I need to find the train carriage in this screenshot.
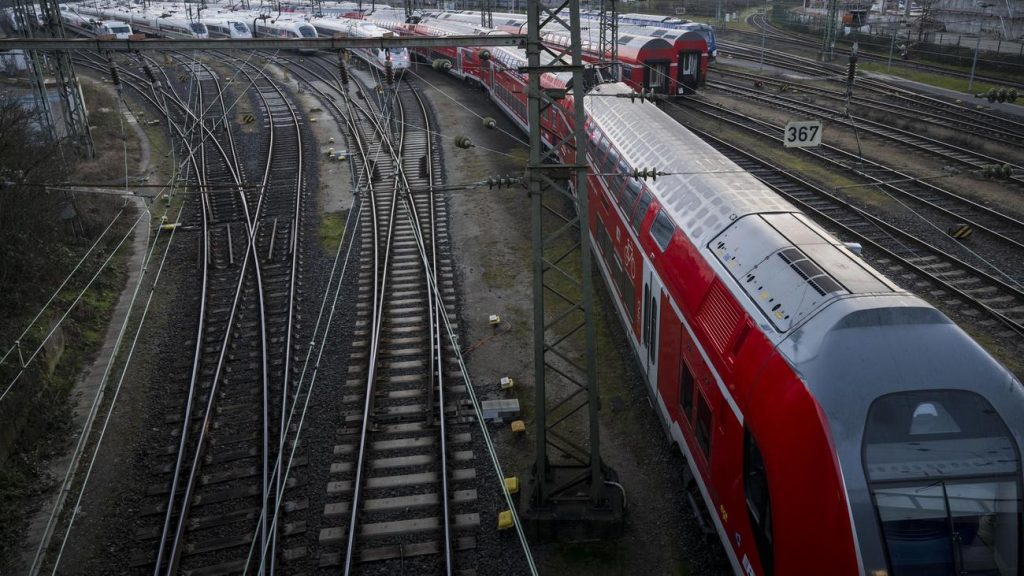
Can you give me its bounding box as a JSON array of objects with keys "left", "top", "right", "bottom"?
[
  {"left": 417, "top": 10, "right": 706, "bottom": 95},
  {"left": 581, "top": 82, "right": 1023, "bottom": 576},
  {"left": 420, "top": 27, "right": 1023, "bottom": 571},
  {"left": 201, "top": 15, "right": 252, "bottom": 39},
  {"left": 310, "top": 17, "right": 410, "bottom": 78}
]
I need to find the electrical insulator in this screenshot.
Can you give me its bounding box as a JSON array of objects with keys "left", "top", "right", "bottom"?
[
  {"left": 845, "top": 42, "right": 858, "bottom": 99},
  {"left": 338, "top": 51, "right": 349, "bottom": 85},
  {"left": 478, "top": 49, "right": 491, "bottom": 61},
  {"left": 455, "top": 136, "right": 474, "bottom": 149},
  {"left": 107, "top": 56, "right": 121, "bottom": 92},
  {"left": 142, "top": 62, "right": 156, "bottom": 84},
  {"left": 482, "top": 117, "right": 496, "bottom": 129},
  {"left": 385, "top": 60, "right": 394, "bottom": 84}
]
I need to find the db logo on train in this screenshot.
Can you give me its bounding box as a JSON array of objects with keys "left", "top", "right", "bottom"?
[{"left": 624, "top": 242, "right": 636, "bottom": 279}]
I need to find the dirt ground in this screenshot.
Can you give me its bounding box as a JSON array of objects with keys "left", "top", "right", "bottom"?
[{"left": 414, "top": 66, "right": 730, "bottom": 575}]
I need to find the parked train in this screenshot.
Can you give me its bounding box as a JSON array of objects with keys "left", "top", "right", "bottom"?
[
  {"left": 73, "top": 3, "right": 209, "bottom": 38},
  {"left": 309, "top": 16, "right": 410, "bottom": 78},
  {"left": 415, "top": 10, "right": 707, "bottom": 94},
  {"left": 201, "top": 15, "right": 252, "bottom": 39},
  {"left": 367, "top": 14, "right": 705, "bottom": 96},
  {"left": 397, "top": 29, "right": 1024, "bottom": 576}
]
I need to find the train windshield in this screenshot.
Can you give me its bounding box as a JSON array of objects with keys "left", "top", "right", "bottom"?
[
  {"left": 232, "top": 22, "right": 248, "bottom": 33},
  {"left": 298, "top": 25, "right": 316, "bottom": 37},
  {"left": 112, "top": 26, "right": 130, "bottom": 33},
  {"left": 863, "top": 390, "right": 1021, "bottom": 576}
]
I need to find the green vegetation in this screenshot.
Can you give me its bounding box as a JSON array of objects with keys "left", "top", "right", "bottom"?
[
  {"left": 0, "top": 86, "right": 133, "bottom": 570},
  {"left": 858, "top": 61, "right": 1004, "bottom": 97},
  {"left": 319, "top": 210, "right": 348, "bottom": 250}
]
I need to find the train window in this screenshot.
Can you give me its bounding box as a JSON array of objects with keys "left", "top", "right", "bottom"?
[
  {"left": 695, "top": 392, "right": 712, "bottom": 459},
  {"left": 650, "top": 209, "right": 675, "bottom": 251},
  {"left": 864, "top": 390, "right": 1021, "bottom": 576},
  {"left": 744, "top": 430, "right": 774, "bottom": 576},
  {"left": 678, "top": 358, "right": 693, "bottom": 421},
  {"left": 632, "top": 190, "right": 653, "bottom": 230},
  {"left": 620, "top": 179, "right": 641, "bottom": 215},
  {"left": 607, "top": 148, "right": 620, "bottom": 173}
]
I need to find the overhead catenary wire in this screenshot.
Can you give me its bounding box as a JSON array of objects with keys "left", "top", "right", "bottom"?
[
  {"left": 0, "top": 209, "right": 148, "bottom": 406},
  {"left": 41, "top": 198, "right": 185, "bottom": 576},
  {"left": 0, "top": 205, "right": 126, "bottom": 369}
]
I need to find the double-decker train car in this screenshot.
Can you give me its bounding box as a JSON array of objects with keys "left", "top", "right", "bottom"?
[
  {"left": 310, "top": 16, "right": 410, "bottom": 78},
  {"left": 580, "top": 80, "right": 1023, "bottom": 575},
  {"left": 419, "top": 10, "right": 707, "bottom": 94},
  {"left": 410, "top": 28, "right": 1024, "bottom": 575}
]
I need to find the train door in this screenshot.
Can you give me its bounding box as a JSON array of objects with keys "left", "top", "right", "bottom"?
[
  {"left": 639, "top": 260, "right": 662, "bottom": 390},
  {"left": 642, "top": 60, "right": 670, "bottom": 94},
  {"left": 678, "top": 51, "right": 700, "bottom": 94}
]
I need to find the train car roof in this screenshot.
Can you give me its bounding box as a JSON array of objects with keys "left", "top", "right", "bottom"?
[{"left": 587, "top": 82, "right": 898, "bottom": 337}]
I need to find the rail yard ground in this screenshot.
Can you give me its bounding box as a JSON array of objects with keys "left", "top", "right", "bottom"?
[{"left": 3, "top": 4, "right": 1024, "bottom": 573}]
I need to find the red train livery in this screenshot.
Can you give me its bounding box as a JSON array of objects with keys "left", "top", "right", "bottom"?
[{"left": 383, "top": 30, "right": 1024, "bottom": 576}]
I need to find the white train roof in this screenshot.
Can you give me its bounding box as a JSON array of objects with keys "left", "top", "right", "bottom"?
[
  {"left": 586, "top": 83, "right": 793, "bottom": 246},
  {"left": 587, "top": 83, "right": 896, "bottom": 335}
]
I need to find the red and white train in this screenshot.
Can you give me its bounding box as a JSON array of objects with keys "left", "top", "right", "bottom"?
[
  {"left": 419, "top": 10, "right": 708, "bottom": 94},
  {"left": 409, "top": 30, "right": 1024, "bottom": 576},
  {"left": 367, "top": 14, "right": 706, "bottom": 96}
]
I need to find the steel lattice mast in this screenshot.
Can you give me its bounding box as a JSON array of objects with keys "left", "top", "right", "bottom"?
[
  {"left": 597, "top": 0, "right": 617, "bottom": 80},
  {"left": 822, "top": 0, "right": 840, "bottom": 61},
  {"left": 33, "top": 0, "right": 94, "bottom": 157},
  {"left": 522, "top": 0, "right": 623, "bottom": 539},
  {"left": 13, "top": 0, "right": 59, "bottom": 145},
  {"left": 481, "top": 0, "right": 493, "bottom": 28}
]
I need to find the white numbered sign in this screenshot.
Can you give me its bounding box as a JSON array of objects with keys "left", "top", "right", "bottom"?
[{"left": 783, "top": 120, "right": 823, "bottom": 148}]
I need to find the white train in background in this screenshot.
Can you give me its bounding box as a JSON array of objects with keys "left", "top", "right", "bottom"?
[
  {"left": 201, "top": 15, "right": 252, "bottom": 38},
  {"left": 310, "top": 17, "right": 410, "bottom": 78},
  {"left": 73, "top": 3, "right": 209, "bottom": 38}
]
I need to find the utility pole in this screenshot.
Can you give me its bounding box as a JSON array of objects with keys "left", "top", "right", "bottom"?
[
  {"left": 821, "top": 0, "right": 839, "bottom": 62},
  {"left": 759, "top": 0, "right": 768, "bottom": 71},
  {"left": 12, "top": 0, "right": 58, "bottom": 143},
  {"left": 968, "top": 3, "right": 992, "bottom": 92},
  {"left": 521, "top": 0, "right": 624, "bottom": 541},
  {"left": 597, "top": 0, "right": 617, "bottom": 80},
  {"left": 481, "top": 0, "right": 492, "bottom": 28},
  {"left": 32, "top": 0, "right": 95, "bottom": 157}
]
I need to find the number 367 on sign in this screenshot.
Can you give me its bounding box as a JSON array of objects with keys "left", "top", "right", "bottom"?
[{"left": 783, "top": 120, "right": 823, "bottom": 148}]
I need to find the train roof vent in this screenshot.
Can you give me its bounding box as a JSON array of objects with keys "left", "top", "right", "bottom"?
[
  {"left": 617, "top": 35, "right": 635, "bottom": 44},
  {"left": 709, "top": 213, "right": 894, "bottom": 333}
]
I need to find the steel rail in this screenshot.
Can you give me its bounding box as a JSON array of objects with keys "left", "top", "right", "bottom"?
[
  {"left": 683, "top": 95, "right": 1024, "bottom": 255},
  {"left": 677, "top": 113, "right": 1024, "bottom": 335}
]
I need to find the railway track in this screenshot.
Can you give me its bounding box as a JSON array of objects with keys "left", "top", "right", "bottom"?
[
  {"left": 70, "top": 50, "right": 311, "bottom": 574},
  {"left": 725, "top": 13, "right": 1024, "bottom": 89},
  {"left": 271, "top": 55, "right": 481, "bottom": 573},
  {"left": 680, "top": 96, "right": 1024, "bottom": 258},
  {"left": 668, "top": 109, "right": 1024, "bottom": 335},
  {"left": 704, "top": 78, "right": 1024, "bottom": 185},
  {"left": 711, "top": 66, "right": 1024, "bottom": 148}
]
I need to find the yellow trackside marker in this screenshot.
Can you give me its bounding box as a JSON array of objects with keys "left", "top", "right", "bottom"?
[
  {"left": 504, "top": 476, "right": 519, "bottom": 494},
  {"left": 497, "top": 510, "right": 514, "bottom": 530}
]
